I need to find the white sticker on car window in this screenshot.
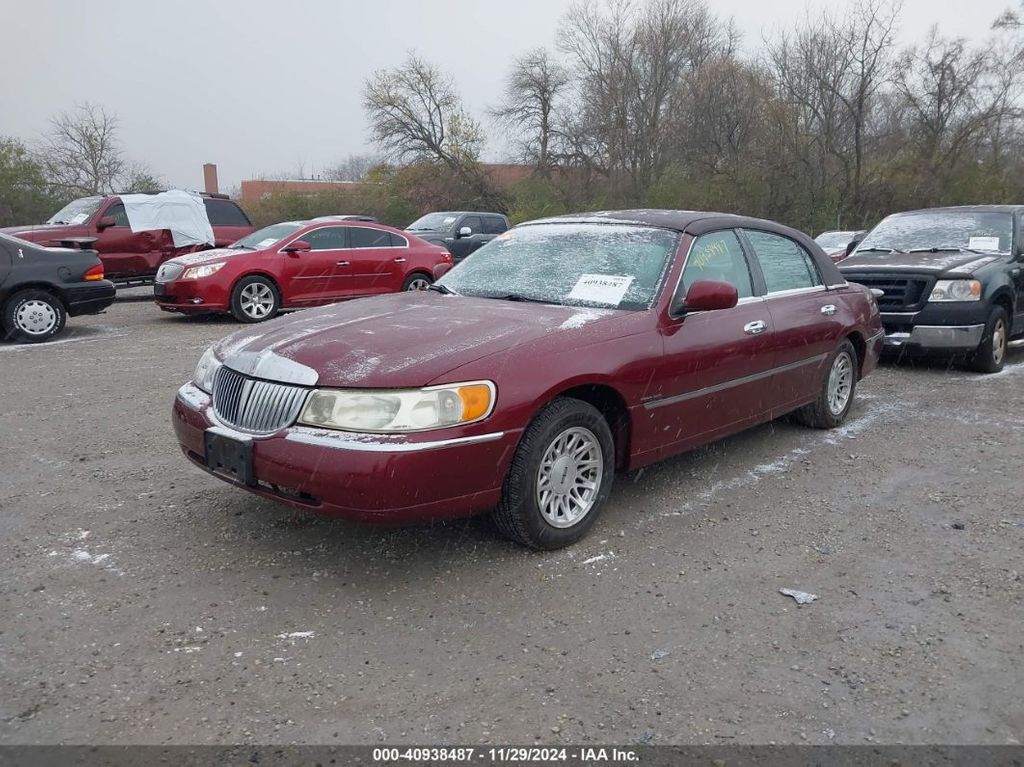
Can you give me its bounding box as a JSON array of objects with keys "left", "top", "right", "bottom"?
[
  {"left": 443, "top": 217, "right": 457, "bottom": 225},
  {"left": 257, "top": 238, "right": 278, "bottom": 248},
  {"left": 70, "top": 213, "right": 88, "bottom": 224},
  {"left": 568, "top": 274, "right": 634, "bottom": 306},
  {"left": 968, "top": 236, "right": 1001, "bottom": 251}
]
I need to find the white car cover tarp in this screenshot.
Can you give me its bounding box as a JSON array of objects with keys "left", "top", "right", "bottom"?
[{"left": 120, "top": 190, "right": 215, "bottom": 248}]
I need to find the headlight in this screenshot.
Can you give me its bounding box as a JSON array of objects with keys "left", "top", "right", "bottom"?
[
  {"left": 182, "top": 263, "right": 225, "bottom": 280},
  {"left": 298, "top": 381, "right": 495, "bottom": 433},
  {"left": 193, "top": 347, "right": 222, "bottom": 393},
  {"left": 929, "top": 280, "right": 982, "bottom": 302}
]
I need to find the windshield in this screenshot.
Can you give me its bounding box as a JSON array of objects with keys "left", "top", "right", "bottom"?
[
  {"left": 407, "top": 213, "right": 459, "bottom": 231},
  {"left": 815, "top": 231, "right": 858, "bottom": 249},
  {"left": 230, "top": 223, "right": 303, "bottom": 250},
  {"left": 47, "top": 197, "right": 104, "bottom": 225},
  {"left": 856, "top": 211, "right": 1013, "bottom": 255},
  {"left": 437, "top": 223, "right": 680, "bottom": 310}
]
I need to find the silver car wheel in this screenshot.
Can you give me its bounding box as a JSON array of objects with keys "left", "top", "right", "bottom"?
[
  {"left": 239, "top": 283, "right": 275, "bottom": 319},
  {"left": 992, "top": 317, "right": 1007, "bottom": 366},
  {"left": 536, "top": 426, "right": 603, "bottom": 528},
  {"left": 15, "top": 299, "right": 58, "bottom": 336},
  {"left": 827, "top": 350, "right": 854, "bottom": 415},
  {"left": 406, "top": 277, "right": 431, "bottom": 291}
]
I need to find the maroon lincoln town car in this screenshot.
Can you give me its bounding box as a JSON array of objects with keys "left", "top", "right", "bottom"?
[{"left": 172, "top": 210, "right": 884, "bottom": 549}]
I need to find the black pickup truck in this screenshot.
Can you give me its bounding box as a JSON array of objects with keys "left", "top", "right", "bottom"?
[
  {"left": 0, "top": 233, "right": 116, "bottom": 343},
  {"left": 404, "top": 211, "right": 509, "bottom": 261},
  {"left": 840, "top": 205, "right": 1024, "bottom": 373}
]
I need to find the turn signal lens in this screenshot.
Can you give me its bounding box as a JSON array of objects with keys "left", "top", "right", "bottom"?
[
  {"left": 83, "top": 264, "right": 104, "bottom": 281},
  {"left": 458, "top": 384, "right": 492, "bottom": 421}
]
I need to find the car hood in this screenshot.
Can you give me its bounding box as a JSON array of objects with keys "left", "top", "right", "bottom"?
[
  {"left": 166, "top": 247, "right": 244, "bottom": 267},
  {"left": 0, "top": 223, "right": 74, "bottom": 239},
  {"left": 840, "top": 250, "right": 1004, "bottom": 276},
  {"left": 213, "top": 292, "right": 621, "bottom": 389},
  {"left": 405, "top": 229, "right": 447, "bottom": 239}
]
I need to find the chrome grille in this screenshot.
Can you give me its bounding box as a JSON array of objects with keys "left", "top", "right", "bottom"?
[
  {"left": 156, "top": 262, "right": 184, "bottom": 283},
  {"left": 212, "top": 366, "right": 309, "bottom": 434}
]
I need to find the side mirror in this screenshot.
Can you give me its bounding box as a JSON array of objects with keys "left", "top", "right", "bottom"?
[
  {"left": 845, "top": 237, "right": 863, "bottom": 257},
  {"left": 283, "top": 240, "right": 311, "bottom": 254},
  {"left": 97, "top": 216, "right": 117, "bottom": 230},
  {"left": 457, "top": 226, "right": 472, "bottom": 238},
  {"left": 672, "top": 279, "right": 739, "bottom": 315}
]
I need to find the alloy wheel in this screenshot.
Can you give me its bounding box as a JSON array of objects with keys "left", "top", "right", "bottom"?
[
  {"left": 239, "top": 283, "right": 275, "bottom": 319},
  {"left": 406, "top": 277, "right": 431, "bottom": 291},
  {"left": 15, "top": 299, "right": 58, "bottom": 336},
  {"left": 992, "top": 318, "right": 1007, "bottom": 367},
  {"left": 827, "top": 351, "right": 854, "bottom": 415},
  {"left": 536, "top": 426, "right": 603, "bottom": 528}
]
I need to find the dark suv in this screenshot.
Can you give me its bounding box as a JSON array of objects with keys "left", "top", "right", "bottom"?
[
  {"left": 405, "top": 211, "right": 509, "bottom": 261},
  {"left": 840, "top": 205, "right": 1024, "bottom": 373},
  {"left": 1, "top": 193, "right": 254, "bottom": 283}
]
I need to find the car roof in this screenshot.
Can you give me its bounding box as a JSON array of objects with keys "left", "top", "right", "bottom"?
[
  {"left": 525, "top": 209, "right": 804, "bottom": 236},
  {"left": 423, "top": 211, "right": 506, "bottom": 217},
  {"left": 888, "top": 205, "right": 1024, "bottom": 216}
]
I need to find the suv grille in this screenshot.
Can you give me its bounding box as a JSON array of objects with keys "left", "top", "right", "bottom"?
[
  {"left": 842, "top": 273, "right": 934, "bottom": 311},
  {"left": 212, "top": 367, "right": 309, "bottom": 434},
  {"left": 156, "top": 262, "right": 184, "bottom": 283}
]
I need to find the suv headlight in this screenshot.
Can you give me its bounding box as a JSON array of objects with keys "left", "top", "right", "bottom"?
[
  {"left": 193, "top": 347, "right": 222, "bottom": 393},
  {"left": 182, "top": 263, "right": 225, "bottom": 280},
  {"left": 298, "top": 381, "right": 495, "bottom": 433},
  {"left": 929, "top": 280, "right": 982, "bottom": 302}
]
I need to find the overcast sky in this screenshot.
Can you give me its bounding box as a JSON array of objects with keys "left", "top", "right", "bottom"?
[{"left": 0, "top": 0, "right": 1014, "bottom": 193}]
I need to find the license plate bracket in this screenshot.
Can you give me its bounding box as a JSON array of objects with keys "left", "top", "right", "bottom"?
[{"left": 204, "top": 430, "right": 254, "bottom": 486}]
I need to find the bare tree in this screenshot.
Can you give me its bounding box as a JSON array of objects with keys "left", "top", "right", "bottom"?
[
  {"left": 121, "top": 162, "right": 163, "bottom": 193},
  {"left": 38, "top": 102, "right": 125, "bottom": 196},
  {"left": 490, "top": 48, "right": 570, "bottom": 175},
  {"left": 363, "top": 54, "right": 484, "bottom": 170},
  {"left": 324, "top": 153, "right": 381, "bottom": 182}
]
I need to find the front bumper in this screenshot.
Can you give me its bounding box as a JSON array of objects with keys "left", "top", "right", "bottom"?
[
  {"left": 172, "top": 382, "right": 519, "bottom": 523},
  {"left": 154, "top": 279, "right": 229, "bottom": 314},
  {"left": 65, "top": 280, "right": 116, "bottom": 316},
  {"left": 883, "top": 324, "right": 985, "bottom": 351}
]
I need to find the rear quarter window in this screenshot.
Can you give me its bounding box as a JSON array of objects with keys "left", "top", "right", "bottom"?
[
  {"left": 204, "top": 199, "right": 252, "bottom": 227},
  {"left": 483, "top": 216, "right": 508, "bottom": 234}
]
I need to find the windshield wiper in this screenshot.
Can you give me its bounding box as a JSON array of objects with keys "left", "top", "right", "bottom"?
[
  {"left": 855, "top": 246, "right": 897, "bottom": 254},
  {"left": 907, "top": 245, "right": 986, "bottom": 255},
  {"left": 229, "top": 244, "right": 254, "bottom": 250},
  {"left": 485, "top": 293, "right": 553, "bottom": 304},
  {"left": 427, "top": 283, "right": 457, "bottom": 295}
]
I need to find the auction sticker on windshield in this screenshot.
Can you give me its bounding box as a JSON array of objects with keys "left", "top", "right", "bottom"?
[
  {"left": 568, "top": 274, "right": 634, "bottom": 305},
  {"left": 968, "top": 236, "right": 1001, "bottom": 251}
]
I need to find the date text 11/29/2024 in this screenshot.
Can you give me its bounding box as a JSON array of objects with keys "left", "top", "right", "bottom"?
[{"left": 372, "top": 746, "right": 640, "bottom": 763}]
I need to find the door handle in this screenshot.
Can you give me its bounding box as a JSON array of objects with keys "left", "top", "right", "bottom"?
[
  {"left": 743, "top": 320, "right": 767, "bottom": 335},
  {"left": 336, "top": 260, "right": 350, "bottom": 266},
  {"left": 393, "top": 257, "right": 407, "bottom": 263},
  {"left": 821, "top": 304, "right": 837, "bottom": 316}
]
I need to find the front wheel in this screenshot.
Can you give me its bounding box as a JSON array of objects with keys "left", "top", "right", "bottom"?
[
  {"left": 796, "top": 340, "right": 858, "bottom": 429},
  {"left": 969, "top": 306, "right": 1009, "bottom": 374},
  {"left": 230, "top": 276, "right": 279, "bottom": 323},
  {"left": 2, "top": 289, "right": 67, "bottom": 344},
  {"left": 492, "top": 398, "right": 614, "bottom": 549},
  {"left": 401, "top": 273, "right": 433, "bottom": 291}
]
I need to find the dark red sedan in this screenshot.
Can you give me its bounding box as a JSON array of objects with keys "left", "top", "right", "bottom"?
[
  {"left": 172, "top": 210, "right": 884, "bottom": 549},
  {"left": 154, "top": 218, "right": 452, "bottom": 322}
]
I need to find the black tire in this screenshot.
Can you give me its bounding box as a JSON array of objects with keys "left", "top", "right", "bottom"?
[
  {"left": 401, "top": 272, "right": 433, "bottom": 291},
  {"left": 2, "top": 289, "right": 67, "bottom": 344},
  {"left": 492, "top": 397, "right": 615, "bottom": 550},
  {"left": 969, "top": 306, "right": 1009, "bottom": 374},
  {"left": 796, "top": 340, "right": 858, "bottom": 429},
  {"left": 230, "top": 276, "right": 280, "bottom": 323}
]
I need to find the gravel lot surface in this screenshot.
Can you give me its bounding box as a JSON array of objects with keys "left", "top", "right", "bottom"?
[{"left": 1, "top": 289, "right": 1022, "bottom": 746}]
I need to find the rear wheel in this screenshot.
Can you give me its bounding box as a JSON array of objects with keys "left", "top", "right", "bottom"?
[
  {"left": 796, "top": 340, "right": 858, "bottom": 429},
  {"left": 492, "top": 398, "right": 614, "bottom": 549},
  {"left": 230, "top": 276, "right": 279, "bottom": 323},
  {"left": 402, "top": 273, "right": 433, "bottom": 291},
  {"left": 969, "top": 306, "right": 1009, "bottom": 374},
  {"left": 2, "top": 289, "right": 66, "bottom": 344}
]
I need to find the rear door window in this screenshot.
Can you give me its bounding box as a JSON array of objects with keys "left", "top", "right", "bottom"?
[
  {"left": 348, "top": 227, "right": 394, "bottom": 249},
  {"left": 388, "top": 233, "right": 408, "bottom": 247},
  {"left": 680, "top": 230, "right": 754, "bottom": 299},
  {"left": 744, "top": 230, "right": 822, "bottom": 293},
  {"left": 204, "top": 198, "right": 252, "bottom": 227},
  {"left": 483, "top": 216, "right": 507, "bottom": 234}
]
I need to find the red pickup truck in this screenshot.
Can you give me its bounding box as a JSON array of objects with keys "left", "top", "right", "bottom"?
[{"left": 1, "top": 193, "right": 254, "bottom": 283}]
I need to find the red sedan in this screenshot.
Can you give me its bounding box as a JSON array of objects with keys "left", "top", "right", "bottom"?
[
  {"left": 154, "top": 218, "right": 452, "bottom": 322},
  {"left": 172, "top": 210, "right": 884, "bottom": 549}
]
